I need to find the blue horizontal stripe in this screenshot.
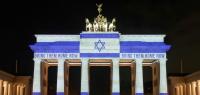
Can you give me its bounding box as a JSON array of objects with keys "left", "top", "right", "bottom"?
[
  {"left": 135, "top": 93, "right": 144, "bottom": 95},
  {"left": 32, "top": 92, "right": 41, "bottom": 95},
  {"left": 112, "top": 92, "right": 120, "bottom": 95},
  {"left": 31, "top": 46, "right": 79, "bottom": 49},
  {"left": 80, "top": 33, "right": 120, "bottom": 38},
  {"left": 121, "top": 46, "right": 171, "bottom": 53},
  {"left": 32, "top": 46, "right": 79, "bottom": 49},
  {"left": 57, "top": 92, "right": 64, "bottom": 95},
  {"left": 81, "top": 92, "right": 89, "bottom": 95},
  {"left": 30, "top": 41, "right": 80, "bottom": 53},
  {"left": 120, "top": 41, "right": 171, "bottom": 53},
  {"left": 160, "top": 93, "right": 168, "bottom": 95},
  {"left": 80, "top": 53, "right": 119, "bottom": 57}
]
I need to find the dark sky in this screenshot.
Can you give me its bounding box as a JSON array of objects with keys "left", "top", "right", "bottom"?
[{"left": 1, "top": 0, "right": 200, "bottom": 77}]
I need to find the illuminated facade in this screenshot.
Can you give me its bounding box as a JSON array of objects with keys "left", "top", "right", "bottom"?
[
  {"left": 0, "top": 71, "right": 32, "bottom": 95},
  {"left": 30, "top": 4, "right": 171, "bottom": 95},
  {"left": 169, "top": 71, "right": 200, "bottom": 95}
]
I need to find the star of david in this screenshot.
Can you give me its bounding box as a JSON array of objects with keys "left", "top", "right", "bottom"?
[{"left": 94, "top": 40, "right": 105, "bottom": 52}]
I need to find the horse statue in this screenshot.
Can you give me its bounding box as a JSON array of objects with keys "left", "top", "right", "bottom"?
[
  {"left": 93, "top": 20, "right": 98, "bottom": 32},
  {"left": 85, "top": 18, "right": 92, "bottom": 31},
  {"left": 108, "top": 18, "right": 116, "bottom": 31},
  {"left": 102, "top": 18, "right": 108, "bottom": 31}
]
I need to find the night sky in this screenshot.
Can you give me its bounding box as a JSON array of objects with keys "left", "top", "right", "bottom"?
[{"left": 1, "top": 0, "right": 200, "bottom": 93}]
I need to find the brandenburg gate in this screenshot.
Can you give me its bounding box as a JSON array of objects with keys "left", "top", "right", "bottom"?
[{"left": 30, "top": 4, "right": 171, "bottom": 95}]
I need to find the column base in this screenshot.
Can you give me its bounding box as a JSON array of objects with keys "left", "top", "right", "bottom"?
[
  {"left": 135, "top": 93, "right": 144, "bottom": 95},
  {"left": 159, "top": 93, "right": 168, "bottom": 95},
  {"left": 112, "top": 92, "right": 120, "bottom": 95},
  {"left": 81, "top": 92, "right": 89, "bottom": 95},
  {"left": 56, "top": 92, "right": 64, "bottom": 95},
  {"left": 32, "top": 92, "right": 41, "bottom": 95}
]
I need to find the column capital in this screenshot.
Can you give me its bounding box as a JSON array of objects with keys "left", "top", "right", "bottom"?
[
  {"left": 3, "top": 81, "right": 8, "bottom": 84},
  {"left": 33, "top": 58, "right": 41, "bottom": 60},
  {"left": 159, "top": 58, "right": 167, "bottom": 64},
  {"left": 112, "top": 58, "right": 119, "bottom": 63},
  {"left": 3, "top": 81, "right": 8, "bottom": 87},
  {"left": 182, "top": 83, "right": 186, "bottom": 86},
  {"left": 135, "top": 59, "right": 143, "bottom": 63},
  {"left": 187, "top": 82, "right": 191, "bottom": 85},
  {"left": 192, "top": 81, "right": 197, "bottom": 85},
  {"left": 8, "top": 83, "right": 12, "bottom": 86},
  {"left": 33, "top": 58, "right": 42, "bottom": 63},
  {"left": 57, "top": 59, "right": 65, "bottom": 63},
  {"left": 80, "top": 58, "right": 89, "bottom": 64},
  {"left": 197, "top": 80, "right": 200, "bottom": 86}
]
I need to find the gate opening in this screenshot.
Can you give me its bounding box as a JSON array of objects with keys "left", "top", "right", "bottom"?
[
  {"left": 48, "top": 66, "right": 57, "bottom": 95},
  {"left": 89, "top": 66, "right": 111, "bottom": 95}
]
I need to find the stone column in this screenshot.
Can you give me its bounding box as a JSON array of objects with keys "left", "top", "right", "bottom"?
[
  {"left": 112, "top": 59, "right": 120, "bottom": 95},
  {"left": 159, "top": 58, "right": 168, "bottom": 95},
  {"left": 188, "top": 83, "right": 192, "bottom": 95},
  {"left": 152, "top": 63, "right": 159, "bottom": 95},
  {"left": 197, "top": 80, "right": 200, "bottom": 95},
  {"left": 173, "top": 87, "right": 175, "bottom": 95},
  {"left": 10, "top": 83, "right": 13, "bottom": 95},
  {"left": 64, "top": 61, "right": 69, "bottom": 95},
  {"left": 192, "top": 81, "right": 197, "bottom": 95},
  {"left": 24, "top": 86, "right": 27, "bottom": 95},
  {"left": 180, "top": 85, "right": 183, "bottom": 95},
  {"left": 175, "top": 86, "right": 180, "bottom": 95},
  {"left": 17, "top": 84, "right": 21, "bottom": 95},
  {"left": 23, "top": 85, "right": 25, "bottom": 95},
  {"left": 131, "top": 62, "right": 135, "bottom": 95},
  {"left": 135, "top": 59, "right": 144, "bottom": 95},
  {"left": 7, "top": 83, "right": 11, "bottom": 95},
  {"left": 81, "top": 59, "right": 89, "bottom": 95},
  {"left": 3, "top": 81, "right": 8, "bottom": 95},
  {"left": 16, "top": 85, "right": 19, "bottom": 95},
  {"left": 56, "top": 59, "right": 65, "bottom": 95},
  {"left": 183, "top": 84, "right": 187, "bottom": 95},
  {"left": 20, "top": 85, "right": 23, "bottom": 95},
  {"left": 42, "top": 61, "right": 48, "bottom": 95},
  {"left": 32, "top": 58, "right": 42, "bottom": 95},
  {"left": 0, "top": 80, "right": 2, "bottom": 95},
  {"left": 12, "top": 84, "right": 16, "bottom": 95}
]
